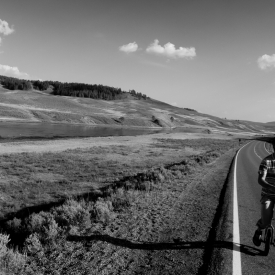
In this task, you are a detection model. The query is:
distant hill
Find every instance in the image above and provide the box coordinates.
[0,75,274,136]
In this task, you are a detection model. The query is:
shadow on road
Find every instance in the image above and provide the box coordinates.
[67,234,265,256]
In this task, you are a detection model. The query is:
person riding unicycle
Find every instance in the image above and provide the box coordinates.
[253,139,275,246]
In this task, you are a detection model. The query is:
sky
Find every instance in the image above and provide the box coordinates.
[1,0,275,123]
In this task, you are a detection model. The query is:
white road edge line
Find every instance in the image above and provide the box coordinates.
[233,142,250,275]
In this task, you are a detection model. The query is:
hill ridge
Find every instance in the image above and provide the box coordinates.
[0,83,274,136]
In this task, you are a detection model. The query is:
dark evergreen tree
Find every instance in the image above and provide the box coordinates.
[0,74,148,101]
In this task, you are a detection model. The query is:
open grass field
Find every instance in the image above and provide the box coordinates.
[0,132,243,274]
[0,133,235,220]
[0,86,267,274]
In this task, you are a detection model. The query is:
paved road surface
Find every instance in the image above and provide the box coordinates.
[232,140,275,274]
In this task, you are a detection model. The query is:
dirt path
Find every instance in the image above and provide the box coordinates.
[0,132,232,155]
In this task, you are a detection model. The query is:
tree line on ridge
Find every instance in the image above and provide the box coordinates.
[0,75,148,101]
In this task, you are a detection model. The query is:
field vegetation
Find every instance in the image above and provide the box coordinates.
[0,137,243,274]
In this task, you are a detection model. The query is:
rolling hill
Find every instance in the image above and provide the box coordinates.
[0,84,274,136]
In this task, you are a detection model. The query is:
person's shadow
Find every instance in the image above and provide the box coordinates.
[67,234,265,256]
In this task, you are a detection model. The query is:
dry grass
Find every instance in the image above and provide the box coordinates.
[0,138,242,274]
[0,144,196,219]
[0,138,238,220]
[0,88,269,134]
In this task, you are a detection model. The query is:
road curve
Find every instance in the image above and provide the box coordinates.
[233,141,274,274]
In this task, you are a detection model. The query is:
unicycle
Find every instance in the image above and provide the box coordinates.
[263,220,274,256]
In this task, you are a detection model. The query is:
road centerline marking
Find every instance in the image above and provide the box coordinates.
[264,142,272,154]
[254,144,262,160]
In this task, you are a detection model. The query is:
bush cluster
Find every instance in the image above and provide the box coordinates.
[1,146,225,274]
[0,234,27,275]
[154,138,239,153]
[117,150,222,191]
[1,191,131,274]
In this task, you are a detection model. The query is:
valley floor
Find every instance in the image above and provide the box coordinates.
[0,131,243,274]
[0,131,234,155]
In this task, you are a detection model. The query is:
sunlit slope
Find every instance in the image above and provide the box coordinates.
[265,121,275,128]
[0,87,273,134]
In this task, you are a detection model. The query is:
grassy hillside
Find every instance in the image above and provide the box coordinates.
[265,121,275,127]
[0,85,274,135]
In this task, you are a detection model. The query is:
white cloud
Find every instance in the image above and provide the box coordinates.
[0,64,29,79]
[0,19,14,36]
[119,42,138,53]
[258,54,275,70]
[146,39,196,59]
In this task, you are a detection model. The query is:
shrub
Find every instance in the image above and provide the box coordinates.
[151,116,162,126]
[172,170,182,178]
[52,199,92,231]
[0,233,27,275]
[156,172,165,182]
[93,198,115,224]
[211,151,221,158]
[109,188,131,212]
[25,233,43,255]
[27,212,54,234]
[170,164,186,173]
[5,218,22,233]
[26,212,60,246]
[44,219,59,242]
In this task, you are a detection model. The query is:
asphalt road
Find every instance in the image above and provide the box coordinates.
[233,140,275,275]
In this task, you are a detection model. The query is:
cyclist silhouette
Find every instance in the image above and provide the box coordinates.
[253,139,275,246]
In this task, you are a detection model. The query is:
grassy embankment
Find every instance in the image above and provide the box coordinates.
[0,138,242,274]
[0,86,271,134]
